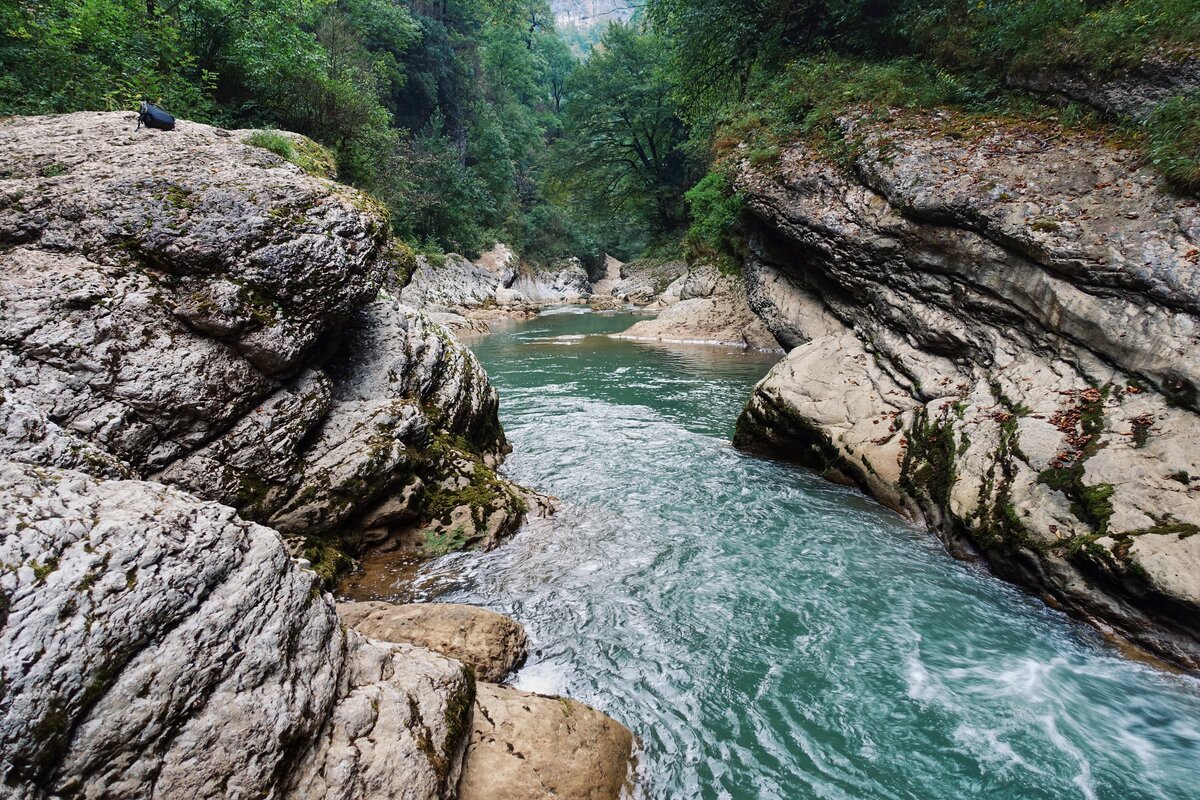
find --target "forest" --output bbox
[2,0,1197,270]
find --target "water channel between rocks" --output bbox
[340,309,1200,800]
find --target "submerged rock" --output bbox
[339,601,528,682]
[457,684,635,800]
[735,110,1200,669]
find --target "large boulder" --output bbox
[338,601,528,682]
[457,684,635,800]
[400,254,501,310]
[0,112,528,566]
[0,461,472,800]
[735,110,1200,669]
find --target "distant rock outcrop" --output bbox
[734,110,1200,669]
[614,263,779,350]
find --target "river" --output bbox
[348,309,1200,800]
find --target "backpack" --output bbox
[136,101,175,131]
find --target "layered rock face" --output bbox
[0,112,525,564]
[734,112,1200,668]
[615,263,779,349]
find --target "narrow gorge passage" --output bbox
[342,310,1200,800]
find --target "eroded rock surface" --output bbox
[1,112,529,566]
[457,684,635,800]
[615,264,779,349]
[1010,53,1200,118]
[339,601,528,682]
[0,461,472,800]
[735,111,1200,668]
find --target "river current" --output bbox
[353,309,1200,799]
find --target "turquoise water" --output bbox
[404,310,1200,799]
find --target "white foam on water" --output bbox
[513,657,571,696]
[905,655,938,703]
[1042,715,1099,800]
[953,723,1038,777]
[539,305,593,316]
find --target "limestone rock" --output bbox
[474,243,519,286]
[590,255,625,297]
[338,601,528,681]
[1009,53,1200,118]
[610,259,686,305]
[0,461,472,800]
[615,264,779,350]
[1,112,527,558]
[401,254,501,310]
[510,259,594,303]
[0,112,390,380]
[457,684,634,800]
[735,110,1200,668]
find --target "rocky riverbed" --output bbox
[0,112,633,798]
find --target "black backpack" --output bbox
[136,101,175,131]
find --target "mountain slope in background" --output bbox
[551,0,635,27]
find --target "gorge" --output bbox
[3,0,1200,797]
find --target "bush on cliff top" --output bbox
[1147,92,1200,194]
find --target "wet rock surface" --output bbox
[735,110,1200,668]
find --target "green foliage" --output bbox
[683,170,744,273]
[908,0,1200,77]
[244,131,294,160]
[552,23,693,247]
[0,0,595,258]
[647,0,1199,195]
[1146,91,1200,194]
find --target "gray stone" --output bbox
[338,601,528,682]
[735,110,1200,669]
[0,461,472,800]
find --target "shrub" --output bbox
[684,170,745,274]
[1146,91,1200,195]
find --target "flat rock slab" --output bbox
[338,601,527,682]
[457,684,635,800]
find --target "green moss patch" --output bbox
[244,131,338,179]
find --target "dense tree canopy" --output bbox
[2,0,1196,263]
